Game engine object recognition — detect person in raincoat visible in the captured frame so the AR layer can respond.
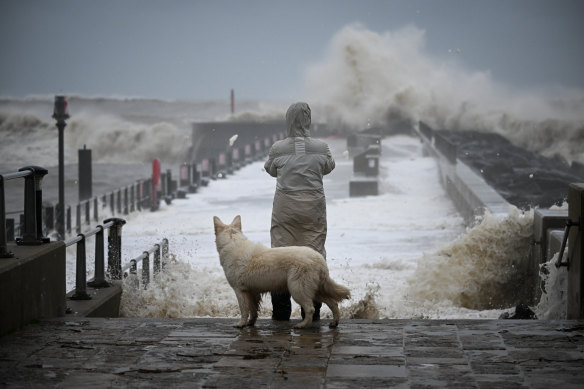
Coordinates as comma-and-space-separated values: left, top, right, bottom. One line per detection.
264, 102, 335, 321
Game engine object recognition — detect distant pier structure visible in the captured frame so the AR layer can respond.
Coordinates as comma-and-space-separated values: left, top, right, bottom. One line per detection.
189, 120, 285, 165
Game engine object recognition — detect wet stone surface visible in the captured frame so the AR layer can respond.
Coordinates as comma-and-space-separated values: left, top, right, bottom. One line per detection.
0, 318, 583, 388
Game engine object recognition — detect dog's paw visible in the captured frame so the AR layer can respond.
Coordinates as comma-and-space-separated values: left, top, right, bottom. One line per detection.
233, 321, 247, 328
329, 321, 339, 328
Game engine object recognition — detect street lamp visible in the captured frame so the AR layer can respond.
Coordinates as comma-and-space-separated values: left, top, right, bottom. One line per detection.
52, 95, 69, 240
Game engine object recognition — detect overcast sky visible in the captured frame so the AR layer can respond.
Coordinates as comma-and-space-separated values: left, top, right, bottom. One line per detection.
1, 0, 583, 101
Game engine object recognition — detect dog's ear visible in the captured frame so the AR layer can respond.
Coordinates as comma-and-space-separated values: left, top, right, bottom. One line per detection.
213, 216, 225, 234
231, 215, 242, 231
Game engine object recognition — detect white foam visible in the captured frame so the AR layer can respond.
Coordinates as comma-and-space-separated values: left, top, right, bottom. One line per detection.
304, 24, 584, 163
116, 135, 537, 320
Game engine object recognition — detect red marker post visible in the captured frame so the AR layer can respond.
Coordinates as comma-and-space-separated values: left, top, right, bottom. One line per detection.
152, 158, 161, 211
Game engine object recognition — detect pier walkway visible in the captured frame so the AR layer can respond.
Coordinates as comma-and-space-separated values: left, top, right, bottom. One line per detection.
1, 318, 583, 388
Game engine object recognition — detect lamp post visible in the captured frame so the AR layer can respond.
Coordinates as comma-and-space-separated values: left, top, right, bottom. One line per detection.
52, 95, 69, 240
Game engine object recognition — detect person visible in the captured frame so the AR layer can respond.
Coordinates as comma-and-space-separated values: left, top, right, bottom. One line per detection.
264, 102, 335, 321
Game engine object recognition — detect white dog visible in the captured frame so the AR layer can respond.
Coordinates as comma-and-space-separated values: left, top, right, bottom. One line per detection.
213, 215, 351, 329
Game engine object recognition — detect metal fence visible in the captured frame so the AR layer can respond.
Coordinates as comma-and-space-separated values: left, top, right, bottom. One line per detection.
65, 217, 169, 299
1, 166, 49, 258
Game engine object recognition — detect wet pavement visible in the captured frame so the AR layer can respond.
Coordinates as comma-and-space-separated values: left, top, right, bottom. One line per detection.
1, 318, 583, 388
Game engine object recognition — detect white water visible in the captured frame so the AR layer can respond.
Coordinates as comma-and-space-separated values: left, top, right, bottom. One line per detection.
116, 135, 537, 320
305, 24, 584, 164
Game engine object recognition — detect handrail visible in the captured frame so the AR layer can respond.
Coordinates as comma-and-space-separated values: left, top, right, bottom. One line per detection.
1, 166, 49, 258
65, 218, 168, 299
65, 218, 125, 299
122, 238, 168, 288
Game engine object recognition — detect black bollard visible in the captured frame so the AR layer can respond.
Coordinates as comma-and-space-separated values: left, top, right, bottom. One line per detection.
78, 146, 92, 201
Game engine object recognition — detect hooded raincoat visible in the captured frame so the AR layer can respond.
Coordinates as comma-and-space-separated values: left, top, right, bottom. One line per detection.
264, 102, 335, 258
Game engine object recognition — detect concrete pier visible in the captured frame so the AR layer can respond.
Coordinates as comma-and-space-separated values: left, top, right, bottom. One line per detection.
1, 318, 583, 388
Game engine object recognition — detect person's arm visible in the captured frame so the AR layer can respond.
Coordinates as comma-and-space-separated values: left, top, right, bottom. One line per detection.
323, 145, 335, 175
264, 147, 278, 177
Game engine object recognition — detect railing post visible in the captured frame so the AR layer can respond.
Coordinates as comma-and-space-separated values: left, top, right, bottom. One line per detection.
127, 259, 139, 289
110, 192, 115, 215
88, 225, 110, 288
6, 219, 14, 242
85, 200, 90, 225
76, 203, 81, 234
137, 182, 142, 211
130, 185, 135, 213
94, 197, 98, 222
70, 234, 91, 300
142, 251, 150, 288
0, 175, 13, 258
44, 204, 54, 233
162, 238, 169, 270
153, 243, 161, 275
105, 217, 126, 280
16, 166, 49, 245
66, 205, 71, 234
124, 187, 129, 215
117, 190, 122, 214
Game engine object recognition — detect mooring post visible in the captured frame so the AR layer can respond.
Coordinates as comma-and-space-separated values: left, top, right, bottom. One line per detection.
17, 166, 49, 245
78, 145, 92, 201
105, 217, 126, 280
567, 183, 584, 319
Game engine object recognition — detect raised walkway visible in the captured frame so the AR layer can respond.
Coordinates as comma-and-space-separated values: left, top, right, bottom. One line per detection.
1, 318, 583, 388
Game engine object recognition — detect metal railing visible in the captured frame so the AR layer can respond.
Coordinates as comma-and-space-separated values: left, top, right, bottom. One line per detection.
65, 217, 169, 299
122, 238, 169, 289
65, 218, 126, 299
1, 166, 50, 258
42, 179, 154, 237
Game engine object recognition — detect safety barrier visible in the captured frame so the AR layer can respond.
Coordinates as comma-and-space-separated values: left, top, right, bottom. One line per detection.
1, 166, 49, 258
122, 238, 169, 289
42, 179, 154, 238
65, 217, 169, 299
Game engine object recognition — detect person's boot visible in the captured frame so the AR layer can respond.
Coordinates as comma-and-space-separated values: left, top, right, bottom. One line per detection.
313, 301, 321, 322
271, 292, 291, 321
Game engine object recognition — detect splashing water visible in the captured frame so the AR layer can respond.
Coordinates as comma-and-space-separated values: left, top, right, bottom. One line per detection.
535, 254, 568, 320
407, 207, 535, 310
305, 24, 584, 163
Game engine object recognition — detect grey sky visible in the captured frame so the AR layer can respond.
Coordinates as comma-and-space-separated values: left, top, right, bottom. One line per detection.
1, 0, 583, 100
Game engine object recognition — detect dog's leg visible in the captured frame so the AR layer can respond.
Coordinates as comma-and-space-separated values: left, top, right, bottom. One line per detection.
322, 298, 341, 328
247, 292, 261, 326
233, 290, 250, 328
289, 283, 315, 329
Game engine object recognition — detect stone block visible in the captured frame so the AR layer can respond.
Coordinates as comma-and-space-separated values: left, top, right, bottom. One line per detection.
0, 241, 65, 336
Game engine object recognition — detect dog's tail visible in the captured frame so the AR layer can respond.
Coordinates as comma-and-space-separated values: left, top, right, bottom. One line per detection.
318, 277, 351, 302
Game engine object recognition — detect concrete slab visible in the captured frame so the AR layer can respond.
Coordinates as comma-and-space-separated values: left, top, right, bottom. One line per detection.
1, 318, 583, 387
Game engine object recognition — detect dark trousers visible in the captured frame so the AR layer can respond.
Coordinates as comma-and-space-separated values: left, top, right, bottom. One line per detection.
271, 291, 321, 321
